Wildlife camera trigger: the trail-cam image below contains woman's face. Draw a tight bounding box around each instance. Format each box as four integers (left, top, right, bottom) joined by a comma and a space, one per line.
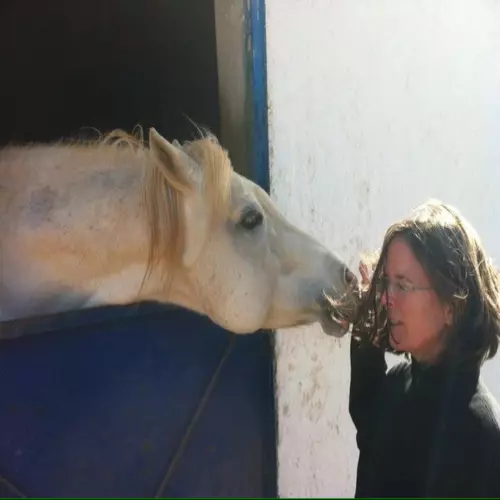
381, 236, 452, 363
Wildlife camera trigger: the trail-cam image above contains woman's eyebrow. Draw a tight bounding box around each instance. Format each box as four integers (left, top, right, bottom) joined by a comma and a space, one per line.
393, 273, 414, 283
394, 273, 409, 280
381, 269, 413, 281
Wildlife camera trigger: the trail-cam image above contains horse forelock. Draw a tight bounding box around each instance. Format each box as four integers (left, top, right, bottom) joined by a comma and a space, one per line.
181, 133, 233, 226
140, 129, 233, 289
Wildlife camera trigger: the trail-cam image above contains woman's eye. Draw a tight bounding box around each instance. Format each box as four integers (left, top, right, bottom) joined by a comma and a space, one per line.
239, 209, 264, 230
398, 282, 412, 292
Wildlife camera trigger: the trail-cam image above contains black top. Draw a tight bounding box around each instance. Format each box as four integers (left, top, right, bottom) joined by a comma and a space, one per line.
349, 336, 500, 497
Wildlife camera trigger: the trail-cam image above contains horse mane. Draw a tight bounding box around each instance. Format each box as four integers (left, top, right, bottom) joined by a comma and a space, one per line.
92, 125, 232, 288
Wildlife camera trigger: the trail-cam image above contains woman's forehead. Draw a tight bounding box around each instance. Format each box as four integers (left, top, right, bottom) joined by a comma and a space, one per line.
385, 237, 430, 283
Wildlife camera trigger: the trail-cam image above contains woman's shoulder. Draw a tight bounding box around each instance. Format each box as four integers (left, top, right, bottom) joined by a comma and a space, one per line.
470, 380, 500, 434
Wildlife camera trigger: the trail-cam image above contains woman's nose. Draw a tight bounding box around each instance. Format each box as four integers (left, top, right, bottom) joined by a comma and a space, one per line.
380, 289, 394, 308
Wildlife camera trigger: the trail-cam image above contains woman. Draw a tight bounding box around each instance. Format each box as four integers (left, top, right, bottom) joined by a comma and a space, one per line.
349, 199, 500, 497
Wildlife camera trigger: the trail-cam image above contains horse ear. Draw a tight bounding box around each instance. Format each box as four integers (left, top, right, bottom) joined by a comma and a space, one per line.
148, 128, 199, 188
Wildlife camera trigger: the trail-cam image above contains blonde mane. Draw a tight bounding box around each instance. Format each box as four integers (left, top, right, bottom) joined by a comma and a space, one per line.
92, 126, 232, 288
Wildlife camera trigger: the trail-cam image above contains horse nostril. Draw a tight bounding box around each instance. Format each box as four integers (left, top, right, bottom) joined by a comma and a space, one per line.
344, 267, 358, 288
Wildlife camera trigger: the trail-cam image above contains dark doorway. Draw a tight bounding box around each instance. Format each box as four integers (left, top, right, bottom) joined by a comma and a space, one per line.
0, 0, 220, 145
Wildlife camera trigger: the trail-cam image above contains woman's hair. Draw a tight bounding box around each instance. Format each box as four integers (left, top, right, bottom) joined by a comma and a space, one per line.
354, 199, 500, 367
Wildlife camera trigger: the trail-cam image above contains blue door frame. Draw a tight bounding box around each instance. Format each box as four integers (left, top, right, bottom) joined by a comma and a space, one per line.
0, 0, 275, 497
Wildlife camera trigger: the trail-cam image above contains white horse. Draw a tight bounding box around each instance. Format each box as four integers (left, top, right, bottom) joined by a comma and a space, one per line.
0, 127, 358, 339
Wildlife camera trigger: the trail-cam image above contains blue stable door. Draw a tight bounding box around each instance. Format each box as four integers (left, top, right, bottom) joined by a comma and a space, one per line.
0, 305, 277, 497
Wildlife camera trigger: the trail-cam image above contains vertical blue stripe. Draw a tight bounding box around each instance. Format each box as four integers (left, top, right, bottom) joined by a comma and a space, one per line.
244, 9, 276, 498
245, 0, 270, 193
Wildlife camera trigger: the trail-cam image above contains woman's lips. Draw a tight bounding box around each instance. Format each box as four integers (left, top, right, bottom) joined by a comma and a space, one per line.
389, 320, 402, 344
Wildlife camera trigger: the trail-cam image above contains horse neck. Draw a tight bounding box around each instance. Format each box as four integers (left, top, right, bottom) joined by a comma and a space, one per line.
91, 260, 201, 314
2, 144, 203, 318
58, 146, 200, 311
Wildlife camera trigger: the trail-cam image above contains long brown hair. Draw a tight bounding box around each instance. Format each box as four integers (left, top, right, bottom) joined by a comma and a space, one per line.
354, 199, 500, 367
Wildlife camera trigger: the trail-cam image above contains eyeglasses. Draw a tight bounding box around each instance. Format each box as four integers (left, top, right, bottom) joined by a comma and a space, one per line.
377, 276, 433, 296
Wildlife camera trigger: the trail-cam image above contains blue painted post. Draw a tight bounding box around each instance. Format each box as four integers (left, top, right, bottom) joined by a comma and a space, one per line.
245, 0, 270, 193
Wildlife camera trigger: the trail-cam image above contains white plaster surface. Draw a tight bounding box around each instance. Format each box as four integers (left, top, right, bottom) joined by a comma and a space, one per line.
265, 0, 500, 496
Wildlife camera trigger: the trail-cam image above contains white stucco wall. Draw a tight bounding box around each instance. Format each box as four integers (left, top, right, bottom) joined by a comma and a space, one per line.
266, 0, 500, 496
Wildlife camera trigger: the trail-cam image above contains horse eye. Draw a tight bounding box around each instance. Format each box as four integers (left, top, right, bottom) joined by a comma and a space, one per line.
239, 209, 264, 230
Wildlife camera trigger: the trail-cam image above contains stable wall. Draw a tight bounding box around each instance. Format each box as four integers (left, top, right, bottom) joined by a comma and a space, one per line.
265, 0, 500, 496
